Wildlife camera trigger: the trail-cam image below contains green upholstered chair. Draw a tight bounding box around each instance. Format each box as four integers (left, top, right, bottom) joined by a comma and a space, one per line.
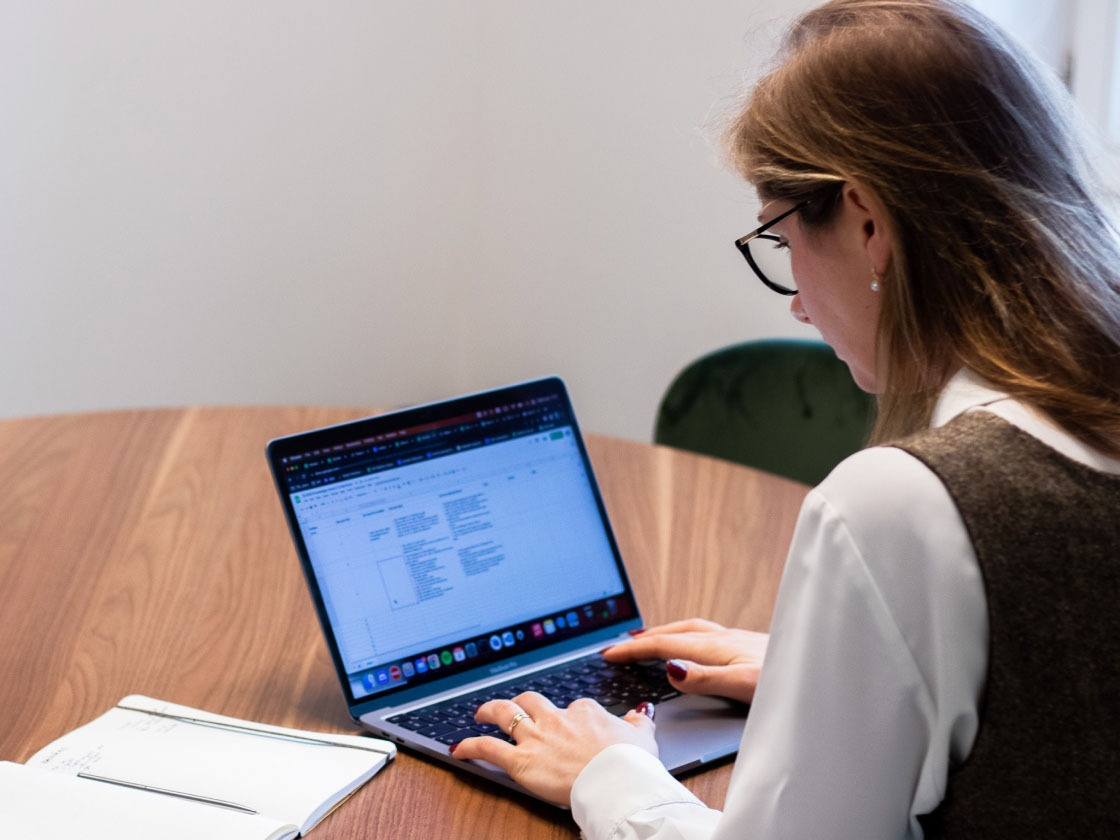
654, 338, 876, 486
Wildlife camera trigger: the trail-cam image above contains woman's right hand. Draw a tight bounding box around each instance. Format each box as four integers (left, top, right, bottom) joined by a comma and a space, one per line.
604, 618, 768, 704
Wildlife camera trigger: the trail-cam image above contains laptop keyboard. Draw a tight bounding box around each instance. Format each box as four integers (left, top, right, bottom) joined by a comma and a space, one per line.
386, 656, 680, 746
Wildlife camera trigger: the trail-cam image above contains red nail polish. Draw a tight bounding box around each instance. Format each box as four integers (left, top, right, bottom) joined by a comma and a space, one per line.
448, 742, 459, 755
635, 701, 655, 720
627, 628, 647, 636
666, 659, 688, 681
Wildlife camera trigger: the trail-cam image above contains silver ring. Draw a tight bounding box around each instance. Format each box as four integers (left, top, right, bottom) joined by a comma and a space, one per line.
508, 711, 531, 735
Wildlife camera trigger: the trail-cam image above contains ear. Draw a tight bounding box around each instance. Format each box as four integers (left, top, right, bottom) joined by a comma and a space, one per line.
841, 181, 893, 276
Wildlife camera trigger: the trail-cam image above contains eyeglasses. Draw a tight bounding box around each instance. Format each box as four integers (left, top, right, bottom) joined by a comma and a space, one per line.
734, 199, 809, 296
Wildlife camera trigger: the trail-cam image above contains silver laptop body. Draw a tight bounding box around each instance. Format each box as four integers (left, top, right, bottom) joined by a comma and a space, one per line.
266, 377, 747, 802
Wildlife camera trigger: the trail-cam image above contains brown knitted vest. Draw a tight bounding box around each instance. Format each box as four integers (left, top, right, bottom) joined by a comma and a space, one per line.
893, 412, 1120, 838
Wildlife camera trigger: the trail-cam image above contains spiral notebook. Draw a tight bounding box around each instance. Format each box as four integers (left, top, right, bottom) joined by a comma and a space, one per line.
5, 695, 394, 839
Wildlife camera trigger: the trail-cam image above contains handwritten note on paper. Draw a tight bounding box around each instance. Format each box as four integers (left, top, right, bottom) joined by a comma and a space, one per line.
24, 695, 394, 834
1, 761, 295, 840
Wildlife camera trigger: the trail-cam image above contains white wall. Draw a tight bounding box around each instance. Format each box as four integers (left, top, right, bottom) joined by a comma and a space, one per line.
968, 0, 1120, 196
0, 1, 816, 440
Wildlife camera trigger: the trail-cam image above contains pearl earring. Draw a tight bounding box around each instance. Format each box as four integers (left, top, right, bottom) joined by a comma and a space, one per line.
870, 269, 881, 293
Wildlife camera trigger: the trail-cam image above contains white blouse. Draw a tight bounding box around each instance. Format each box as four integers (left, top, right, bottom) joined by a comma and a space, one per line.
570, 371, 1120, 840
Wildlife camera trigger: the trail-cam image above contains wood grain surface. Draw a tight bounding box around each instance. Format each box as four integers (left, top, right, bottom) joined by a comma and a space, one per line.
0, 407, 808, 838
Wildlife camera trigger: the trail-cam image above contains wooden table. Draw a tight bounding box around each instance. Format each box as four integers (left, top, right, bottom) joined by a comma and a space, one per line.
0, 407, 809, 838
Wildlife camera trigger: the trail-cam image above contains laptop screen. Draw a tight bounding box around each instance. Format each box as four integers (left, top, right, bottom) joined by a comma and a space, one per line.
268, 378, 637, 706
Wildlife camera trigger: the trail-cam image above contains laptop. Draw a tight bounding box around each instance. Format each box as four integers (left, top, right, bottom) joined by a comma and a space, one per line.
266, 377, 748, 802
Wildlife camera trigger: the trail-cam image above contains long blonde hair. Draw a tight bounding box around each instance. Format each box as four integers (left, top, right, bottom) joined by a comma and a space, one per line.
726, 0, 1120, 455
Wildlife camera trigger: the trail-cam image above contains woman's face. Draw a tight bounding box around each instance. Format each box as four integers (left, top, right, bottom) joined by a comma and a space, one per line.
761, 186, 887, 392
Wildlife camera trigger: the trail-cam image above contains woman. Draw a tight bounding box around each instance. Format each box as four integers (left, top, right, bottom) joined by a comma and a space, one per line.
452, 1, 1120, 836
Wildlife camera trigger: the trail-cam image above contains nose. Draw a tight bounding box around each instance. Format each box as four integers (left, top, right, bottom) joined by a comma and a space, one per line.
790, 296, 811, 325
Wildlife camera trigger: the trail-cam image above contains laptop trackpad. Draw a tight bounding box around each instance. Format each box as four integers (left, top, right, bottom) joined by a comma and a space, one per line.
654, 694, 748, 774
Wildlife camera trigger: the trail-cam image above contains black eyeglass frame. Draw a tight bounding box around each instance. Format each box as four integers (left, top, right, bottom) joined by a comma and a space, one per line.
734, 199, 810, 296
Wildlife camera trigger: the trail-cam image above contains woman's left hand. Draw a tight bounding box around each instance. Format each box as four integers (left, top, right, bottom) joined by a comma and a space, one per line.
449, 692, 658, 806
